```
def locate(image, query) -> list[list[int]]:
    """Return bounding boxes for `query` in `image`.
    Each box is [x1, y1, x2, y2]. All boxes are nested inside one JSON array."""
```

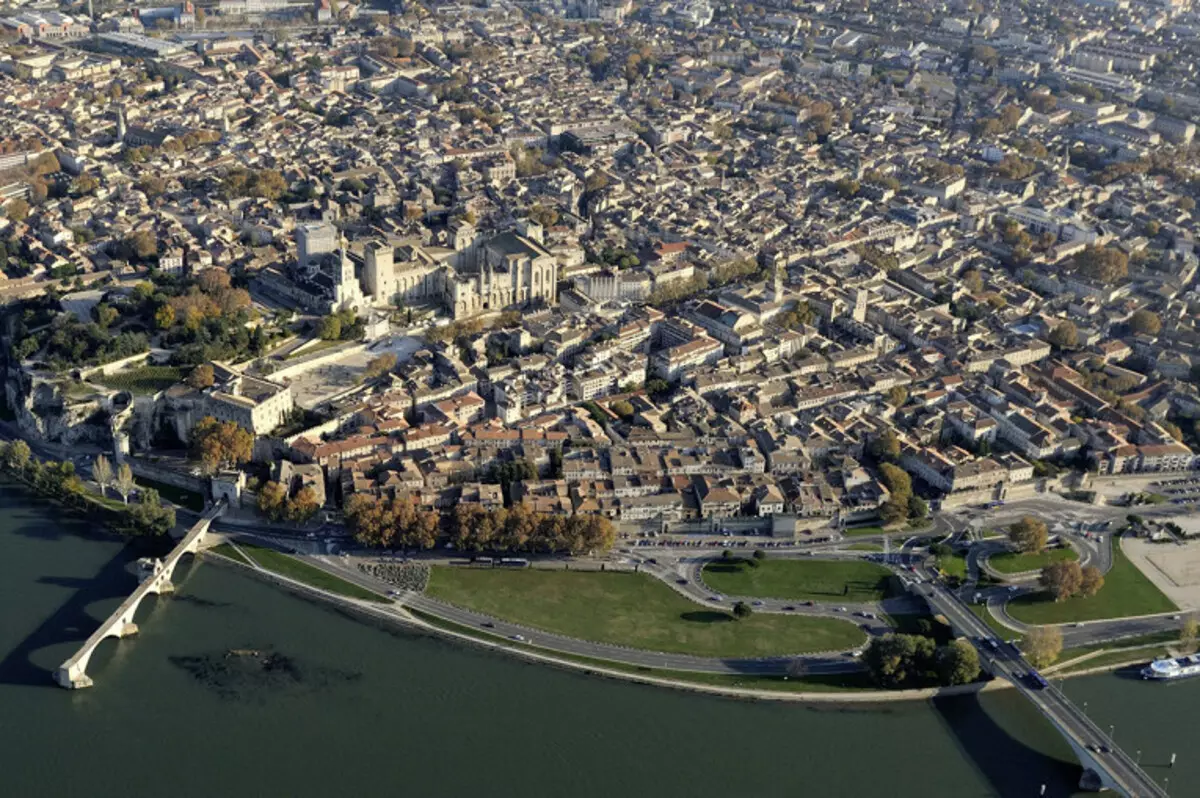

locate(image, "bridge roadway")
[[53, 501, 226, 689], [913, 568, 1169, 797]]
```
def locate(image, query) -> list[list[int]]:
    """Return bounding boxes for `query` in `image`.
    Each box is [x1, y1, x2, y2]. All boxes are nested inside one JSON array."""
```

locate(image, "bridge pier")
[[52, 502, 225, 690]]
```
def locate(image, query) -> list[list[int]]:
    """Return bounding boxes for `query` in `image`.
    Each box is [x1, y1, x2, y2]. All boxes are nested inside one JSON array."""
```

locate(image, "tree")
[[1074, 246, 1128, 285], [611, 399, 635, 419], [93, 455, 114, 498], [187, 364, 215, 390], [4, 198, 30, 222], [879, 463, 912, 499], [155, 304, 176, 330], [753, 548, 766, 561], [834, 177, 859, 199], [114, 462, 136, 504], [286, 486, 320, 523], [1009, 516, 1048, 554], [125, 230, 157, 261], [1129, 309, 1162, 336], [907, 494, 928, 521], [1040, 560, 1083, 601], [1181, 614, 1199, 654], [1024, 626, 1063, 668], [197, 268, 232, 294], [364, 353, 397, 380], [257, 480, 288, 521], [880, 497, 909, 525], [1048, 321, 1078, 349], [868, 430, 901, 462], [190, 416, 254, 473], [1079, 565, 1104, 597], [317, 315, 342, 341], [962, 269, 985, 294], [732, 601, 752, 620], [4, 439, 31, 472], [936, 639, 981, 686], [863, 634, 936, 688], [885, 386, 909, 407], [127, 488, 176, 536]]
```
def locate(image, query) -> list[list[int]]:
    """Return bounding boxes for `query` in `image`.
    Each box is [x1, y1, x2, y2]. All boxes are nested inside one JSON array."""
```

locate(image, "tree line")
[[862, 633, 980, 688], [448, 503, 616, 556], [0, 443, 175, 536]]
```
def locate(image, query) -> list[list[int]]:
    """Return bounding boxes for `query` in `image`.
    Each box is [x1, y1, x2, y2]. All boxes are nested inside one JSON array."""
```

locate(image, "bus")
[[1026, 671, 1049, 690]]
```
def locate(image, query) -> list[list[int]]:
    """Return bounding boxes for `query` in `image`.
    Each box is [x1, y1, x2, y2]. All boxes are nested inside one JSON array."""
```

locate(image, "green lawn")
[[988, 547, 1077, 575], [208, 542, 251, 566], [408, 608, 876, 693], [239, 544, 387, 602], [425, 567, 866, 658], [91, 365, 184, 395], [1056, 646, 1170, 676], [847, 543, 883, 552], [702, 557, 895, 602], [968, 603, 1022, 643], [1006, 545, 1177, 625], [135, 476, 205, 512], [842, 526, 885, 537], [937, 552, 968, 580]]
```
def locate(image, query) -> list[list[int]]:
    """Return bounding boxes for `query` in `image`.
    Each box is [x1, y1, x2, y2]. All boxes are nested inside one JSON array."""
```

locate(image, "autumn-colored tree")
[[286, 486, 321, 523], [187, 364, 215, 390], [1009, 516, 1048, 553], [364, 353, 397, 380], [93, 454, 114, 498], [198, 267, 233, 294], [190, 416, 254, 473], [113, 461, 136, 504], [1040, 560, 1083, 601], [1078, 565, 1104, 598], [1024, 626, 1063, 668], [257, 479, 288, 521]]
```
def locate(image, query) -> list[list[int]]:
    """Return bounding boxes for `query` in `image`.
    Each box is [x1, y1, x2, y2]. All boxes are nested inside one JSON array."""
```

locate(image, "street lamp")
[[1109, 724, 1115, 742]]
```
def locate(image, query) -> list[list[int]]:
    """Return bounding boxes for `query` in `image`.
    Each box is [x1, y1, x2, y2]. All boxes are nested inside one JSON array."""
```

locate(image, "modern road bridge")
[[54, 501, 226, 689], [912, 571, 1169, 797]]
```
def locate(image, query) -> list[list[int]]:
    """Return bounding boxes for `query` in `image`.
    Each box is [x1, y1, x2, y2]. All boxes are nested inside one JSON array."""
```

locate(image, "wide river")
[[0, 484, 1193, 797]]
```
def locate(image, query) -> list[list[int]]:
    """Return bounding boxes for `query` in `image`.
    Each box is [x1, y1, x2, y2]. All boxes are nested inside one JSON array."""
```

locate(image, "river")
[[0, 484, 1191, 797]]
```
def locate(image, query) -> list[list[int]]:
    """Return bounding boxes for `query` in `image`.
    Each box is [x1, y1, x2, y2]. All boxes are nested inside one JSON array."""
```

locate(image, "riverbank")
[[200, 544, 1005, 702], [203, 542, 1170, 703]]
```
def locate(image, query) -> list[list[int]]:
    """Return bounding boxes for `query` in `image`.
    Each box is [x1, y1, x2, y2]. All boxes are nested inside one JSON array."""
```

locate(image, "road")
[[915, 560, 1170, 798], [299, 550, 866, 675]]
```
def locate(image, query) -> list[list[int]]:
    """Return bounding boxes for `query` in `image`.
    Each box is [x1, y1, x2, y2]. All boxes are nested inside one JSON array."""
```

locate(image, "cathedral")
[[363, 221, 558, 319]]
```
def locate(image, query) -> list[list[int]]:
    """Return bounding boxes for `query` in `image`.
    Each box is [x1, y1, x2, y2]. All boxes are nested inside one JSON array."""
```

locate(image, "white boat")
[[1141, 654, 1200, 680]]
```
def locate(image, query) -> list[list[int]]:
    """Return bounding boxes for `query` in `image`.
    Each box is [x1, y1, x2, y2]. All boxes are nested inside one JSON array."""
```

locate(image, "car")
[[752, 600, 764, 607], [481, 621, 495, 629], [387, 589, 401, 597], [1171, 614, 1181, 620], [676, 578, 688, 585], [510, 634, 526, 642], [782, 606, 796, 611], [837, 606, 848, 612], [709, 595, 722, 602], [804, 600, 815, 606], [646, 558, 657, 564]]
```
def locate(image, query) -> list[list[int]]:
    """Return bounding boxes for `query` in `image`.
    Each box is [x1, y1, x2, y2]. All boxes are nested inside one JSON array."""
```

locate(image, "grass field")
[[936, 552, 968, 580], [1007, 546, 1177, 625], [842, 526, 885, 537], [425, 567, 866, 658], [91, 366, 184, 395], [408, 608, 877, 693], [208, 542, 251, 566], [135, 476, 205, 512], [847, 543, 883, 552], [988, 547, 1077, 575], [239, 543, 387, 602], [968, 603, 1022, 643], [702, 557, 895, 602]]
